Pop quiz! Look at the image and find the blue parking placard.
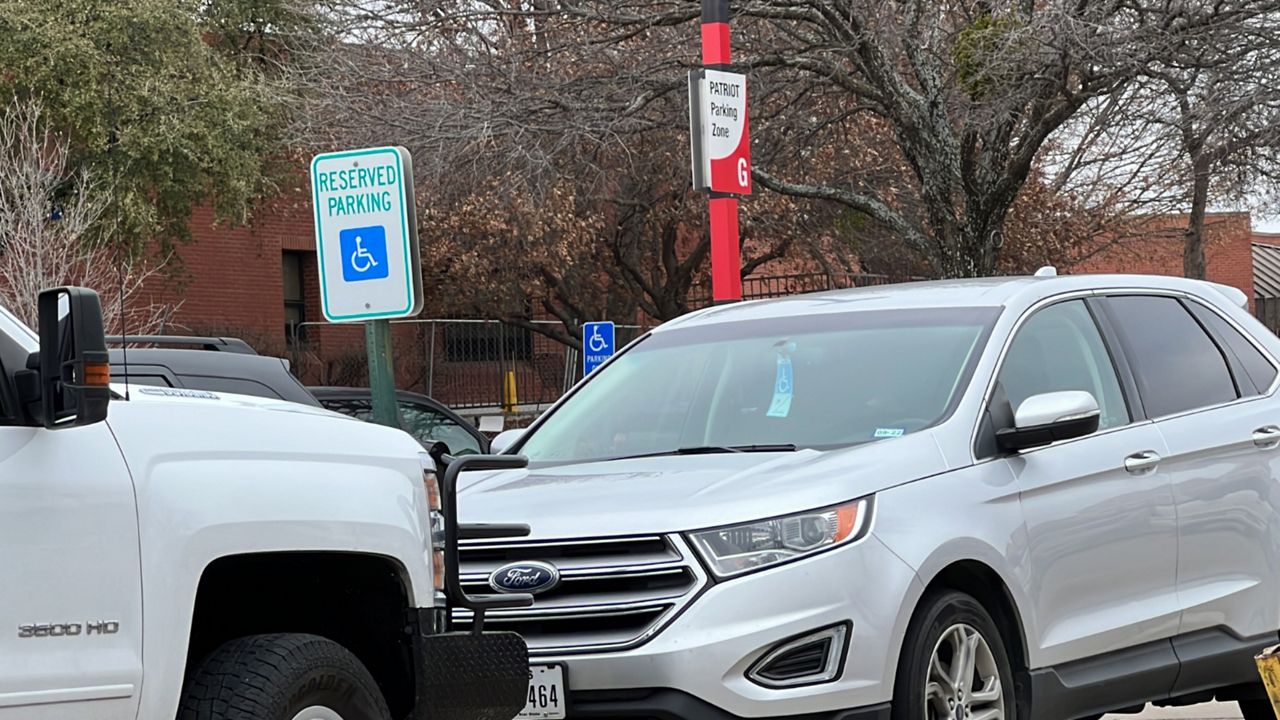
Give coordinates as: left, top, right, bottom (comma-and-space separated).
583, 321, 615, 377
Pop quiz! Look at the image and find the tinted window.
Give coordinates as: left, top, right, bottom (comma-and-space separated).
998, 300, 1129, 431
1106, 296, 1237, 416
1186, 303, 1278, 395
179, 375, 284, 400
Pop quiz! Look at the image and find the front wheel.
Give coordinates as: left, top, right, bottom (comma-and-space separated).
893, 590, 1016, 720
178, 633, 392, 720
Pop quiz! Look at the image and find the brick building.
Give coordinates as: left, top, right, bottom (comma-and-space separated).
133, 202, 1263, 408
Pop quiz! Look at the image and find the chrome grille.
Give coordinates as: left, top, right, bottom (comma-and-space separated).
452, 535, 707, 655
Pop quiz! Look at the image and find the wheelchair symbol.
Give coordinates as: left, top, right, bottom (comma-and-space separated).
588, 326, 609, 353
350, 236, 379, 273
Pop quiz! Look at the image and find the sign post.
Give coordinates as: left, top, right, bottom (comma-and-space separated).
310, 146, 423, 428
689, 0, 750, 303
582, 321, 615, 377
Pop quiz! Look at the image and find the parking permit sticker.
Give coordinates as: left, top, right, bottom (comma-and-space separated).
874, 428, 905, 439
767, 354, 794, 418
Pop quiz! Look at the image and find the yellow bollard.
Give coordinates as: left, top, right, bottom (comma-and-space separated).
502, 371, 518, 414
1255, 644, 1280, 718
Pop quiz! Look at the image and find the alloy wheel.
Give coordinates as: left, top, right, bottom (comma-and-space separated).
925, 623, 1005, 720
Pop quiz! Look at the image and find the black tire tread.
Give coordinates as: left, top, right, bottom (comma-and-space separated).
178, 633, 390, 720
893, 590, 1016, 720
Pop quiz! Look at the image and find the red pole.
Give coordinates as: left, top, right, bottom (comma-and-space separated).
701, 0, 743, 302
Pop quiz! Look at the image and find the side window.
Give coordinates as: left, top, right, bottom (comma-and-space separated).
1105, 295, 1238, 417
1185, 303, 1279, 396
399, 401, 483, 455
998, 300, 1130, 431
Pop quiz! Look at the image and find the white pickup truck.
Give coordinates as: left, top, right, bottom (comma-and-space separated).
0, 287, 531, 720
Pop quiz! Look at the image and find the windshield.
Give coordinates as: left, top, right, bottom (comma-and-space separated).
519, 307, 999, 465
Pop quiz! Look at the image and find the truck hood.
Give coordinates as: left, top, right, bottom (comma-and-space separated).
457, 430, 950, 539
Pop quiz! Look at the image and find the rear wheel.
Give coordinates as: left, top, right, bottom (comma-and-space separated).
893, 590, 1016, 720
178, 633, 392, 720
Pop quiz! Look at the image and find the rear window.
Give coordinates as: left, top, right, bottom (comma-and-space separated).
1185, 303, 1278, 395
1104, 295, 1238, 417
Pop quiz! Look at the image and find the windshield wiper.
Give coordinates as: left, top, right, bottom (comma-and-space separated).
613, 443, 798, 461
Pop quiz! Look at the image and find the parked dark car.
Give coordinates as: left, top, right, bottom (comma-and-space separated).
106, 335, 488, 455
309, 387, 488, 455
107, 335, 319, 406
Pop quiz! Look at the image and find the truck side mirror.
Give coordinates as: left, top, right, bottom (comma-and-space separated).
36, 287, 110, 429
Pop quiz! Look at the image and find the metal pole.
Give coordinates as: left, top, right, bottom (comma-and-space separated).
427, 320, 436, 398
365, 319, 399, 428
702, 0, 742, 303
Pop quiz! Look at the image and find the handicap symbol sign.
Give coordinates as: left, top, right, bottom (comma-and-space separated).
339, 225, 390, 283
583, 321, 615, 377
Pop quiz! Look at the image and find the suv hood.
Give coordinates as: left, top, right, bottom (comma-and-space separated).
458, 430, 950, 539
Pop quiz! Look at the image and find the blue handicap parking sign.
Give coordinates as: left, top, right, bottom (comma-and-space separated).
339, 225, 390, 282
583, 321, 615, 377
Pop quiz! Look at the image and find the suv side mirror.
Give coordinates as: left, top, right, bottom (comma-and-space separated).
996, 390, 1099, 453
35, 287, 110, 429
490, 428, 525, 454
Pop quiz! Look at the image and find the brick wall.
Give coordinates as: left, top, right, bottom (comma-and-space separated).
1066, 213, 1255, 306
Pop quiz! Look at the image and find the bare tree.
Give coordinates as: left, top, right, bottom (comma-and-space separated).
1154, 62, 1280, 279
294, 0, 1280, 279
0, 99, 179, 333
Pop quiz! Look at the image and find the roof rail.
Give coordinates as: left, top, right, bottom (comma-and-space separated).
104, 335, 259, 355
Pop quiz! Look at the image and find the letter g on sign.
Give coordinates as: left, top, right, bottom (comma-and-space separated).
737, 158, 749, 188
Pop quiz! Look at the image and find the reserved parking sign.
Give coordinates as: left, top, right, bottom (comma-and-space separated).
310, 147, 423, 322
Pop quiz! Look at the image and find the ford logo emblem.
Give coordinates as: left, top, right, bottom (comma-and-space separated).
489, 561, 561, 595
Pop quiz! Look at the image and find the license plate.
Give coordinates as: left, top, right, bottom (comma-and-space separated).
520, 664, 566, 720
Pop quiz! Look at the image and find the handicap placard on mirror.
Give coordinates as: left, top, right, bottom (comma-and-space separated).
310, 146, 424, 322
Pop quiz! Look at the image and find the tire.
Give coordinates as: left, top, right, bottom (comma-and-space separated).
893, 590, 1017, 720
178, 633, 392, 720
1239, 700, 1277, 720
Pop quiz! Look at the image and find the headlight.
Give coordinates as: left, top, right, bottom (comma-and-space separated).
688, 498, 873, 579
420, 454, 446, 592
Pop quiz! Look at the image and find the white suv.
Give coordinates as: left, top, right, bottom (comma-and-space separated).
464, 273, 1280, 720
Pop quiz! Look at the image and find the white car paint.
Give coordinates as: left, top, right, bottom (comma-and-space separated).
0, 343, 432, 719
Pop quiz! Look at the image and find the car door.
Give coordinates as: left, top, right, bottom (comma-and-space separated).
1100, 294, 1280, 656
0, 393, 143, 717
992, 298, 1179, 666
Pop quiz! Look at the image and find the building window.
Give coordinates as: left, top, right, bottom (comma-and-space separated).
283, 251, 306, 344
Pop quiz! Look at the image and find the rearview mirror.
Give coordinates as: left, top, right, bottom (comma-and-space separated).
36, 287, 110, 429
490, 428, 525, 454
996, 390, 1100, 453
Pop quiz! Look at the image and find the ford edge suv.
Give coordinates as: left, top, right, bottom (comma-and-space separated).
461, 273, 1280, 720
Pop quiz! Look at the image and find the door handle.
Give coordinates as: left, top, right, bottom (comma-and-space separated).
1254, 426, 1280, 449
1124, 450, 1162, 475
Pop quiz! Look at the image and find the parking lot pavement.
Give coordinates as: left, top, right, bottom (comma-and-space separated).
1104, 702, 1243, 719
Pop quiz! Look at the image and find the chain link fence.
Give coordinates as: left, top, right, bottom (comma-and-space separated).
288, 318, 650, 411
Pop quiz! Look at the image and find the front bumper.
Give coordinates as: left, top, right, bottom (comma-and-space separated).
412, 614, 530, 720
550, 534, 921, 718
571, 689, 891, 720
